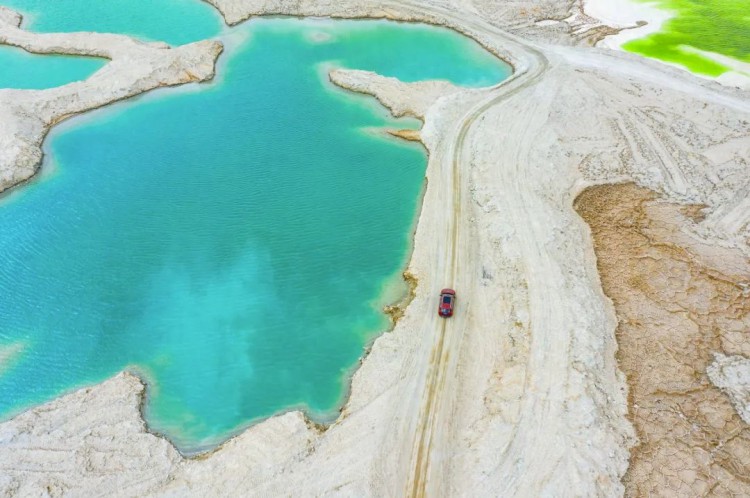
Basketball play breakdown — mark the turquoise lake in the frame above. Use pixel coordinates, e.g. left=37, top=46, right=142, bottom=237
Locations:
left=0, top=11, right=510, bottom=452
left=0, top=45, right=105, bottom=89
left=2, top=0, right=224, bottom=45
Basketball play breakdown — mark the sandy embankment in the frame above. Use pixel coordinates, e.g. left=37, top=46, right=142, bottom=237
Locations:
left=0, top=6, right=223, bottom=194
left=0, top=0, right=749, bottom=496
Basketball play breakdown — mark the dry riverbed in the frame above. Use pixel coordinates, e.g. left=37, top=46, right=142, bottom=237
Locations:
left=576, top=183, right=750, bottom=496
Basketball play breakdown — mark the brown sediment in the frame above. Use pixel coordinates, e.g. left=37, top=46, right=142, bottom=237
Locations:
left=575, top=183, right=750, bottom=497
left=384, top=270, right=419, bottom=325
left=387, top=129, right=422, bottom=142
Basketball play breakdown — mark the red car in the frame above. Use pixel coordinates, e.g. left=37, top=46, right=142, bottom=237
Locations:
left=438, top=288, right=456, bottom=317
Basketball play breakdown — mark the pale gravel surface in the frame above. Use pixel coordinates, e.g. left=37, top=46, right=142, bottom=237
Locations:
left=0, top=0, right=749, bottom=496
left=583, top=0, right=671, bottom=50
left=0, top=6, right=223, bottom=193
left=329, top=69, right=468, bottom=119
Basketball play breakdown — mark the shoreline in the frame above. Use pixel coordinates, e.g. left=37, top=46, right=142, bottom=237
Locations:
left=1, top=0, right=750, bottom=496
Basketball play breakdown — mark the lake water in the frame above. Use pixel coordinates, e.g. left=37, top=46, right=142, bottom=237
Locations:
left=2, top=0, right=224, bottom=45
left=0, top=45, right=105, bottom=89
left=0, top=7, right=510, bottom=452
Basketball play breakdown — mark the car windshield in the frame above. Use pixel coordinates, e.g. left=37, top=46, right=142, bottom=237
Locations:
left=442, top=295, right=452, bottom=304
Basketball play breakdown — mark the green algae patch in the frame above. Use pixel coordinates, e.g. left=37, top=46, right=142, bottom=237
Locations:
left=623, top=0, right=750, bottom=76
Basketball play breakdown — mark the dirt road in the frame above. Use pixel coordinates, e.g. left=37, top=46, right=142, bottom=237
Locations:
left=401, top=6, right=550, bottom=495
